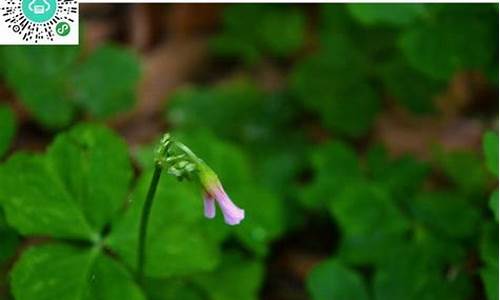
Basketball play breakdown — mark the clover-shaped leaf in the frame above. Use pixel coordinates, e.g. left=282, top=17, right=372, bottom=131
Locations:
left=400, top=6, right=497, bottom=80
left=1, top=46, right=79, bottom=128
left=0, top=124, right=142, bottom=300
left=11, top=244, right=144, bottom=300
left=0, top=45, right=140, bottom=129
left=291, top=37, right=379, bottom=137
left=72, top=45, right=141, bottom=118
left=330, top=182, right=410, bottom=265
left=0, top=124, right=132, bottom=239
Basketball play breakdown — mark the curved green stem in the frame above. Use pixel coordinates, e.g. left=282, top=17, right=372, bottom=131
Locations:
left=137, top=164, right=163, bottom=285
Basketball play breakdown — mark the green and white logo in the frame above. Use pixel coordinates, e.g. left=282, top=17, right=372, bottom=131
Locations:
left=22, top=0, right=57, bottom=23
left=56, top=21, right=70, bottom=36
left=0, top=0, right=79, bottom=44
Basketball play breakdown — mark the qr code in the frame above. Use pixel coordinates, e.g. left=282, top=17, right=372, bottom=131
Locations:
left=0, top=0, right=78, bottom=45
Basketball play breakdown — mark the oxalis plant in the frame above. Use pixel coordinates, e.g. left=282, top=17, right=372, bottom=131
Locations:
left=0, top=124, right=246, bottom=300
left=137, top=133, right=245, bottom=283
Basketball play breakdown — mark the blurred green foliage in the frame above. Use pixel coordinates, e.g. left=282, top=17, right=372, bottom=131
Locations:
left=0, top=44, right=140, bottom=129
left=211, top=4, right=305, bottom=64
left=0, top=3, right=498, bottom=300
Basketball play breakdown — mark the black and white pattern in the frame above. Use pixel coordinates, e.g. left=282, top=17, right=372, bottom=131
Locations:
left=0, top=0, right=78, bottom=44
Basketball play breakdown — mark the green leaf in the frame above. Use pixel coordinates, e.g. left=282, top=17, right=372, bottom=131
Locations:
left=436, top=150, right=488, bottom=195
left=0, top=124, right=132, bottom=240
left=232, top=186, right=285, bottom=256
left=0, top=46, right=79, bottom=128
left=480, top=222, right=499, bottom=268
left=10, top=243, right=144, bottom=300
left=481, top=264, right=499, bottom=300
left=0, top=207, right=19, bottom=263
left=411, top=191, right=480, bottom=239
left=168, top=80, right=264, bottom=145
left=379, top=57, right=441, bottom=113
left=86, top=253, right=146, bottom=300
left=0, top=153, right=95, bottom=239
left=211, top=5, right=305, bottom=62
left=348, top=4, right=425, bottom=26
left=73, top=45, right=141, bottom=118
left=210, top=4, right=262, bottom=64
left=483, top=131, right=499, bottom=177
left=366, top=145, right=429, bottom=201
left=307, top=259, right=369, bottom=300
left=373, top=243, right=473, bottom=300
left=330, top=182, right=410, bottom=265
left=145, top=279, right=204, bottom=300
left=258, top=8, right=305, bottom=57
left=400, top=7, right=497, bottom=80
left=0, top=104, right=16, bottom=157
left=291, top=37, right=379, bottom=137
left=106, top=172, right=223, bottom=278
left=490, top=190, right=499, bottom=221
left=193, top=252, right=264, bottom=300
left=47, top=123, right=133, bottom=231
left=479, top=222, right=498, bottom=300
left=300, top=141, right=362, bottom=209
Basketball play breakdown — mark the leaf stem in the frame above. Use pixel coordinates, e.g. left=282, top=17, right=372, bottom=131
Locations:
left=137, top=164, right=162, bottom=285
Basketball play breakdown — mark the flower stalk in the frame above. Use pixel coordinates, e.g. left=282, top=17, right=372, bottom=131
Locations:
left=136, top=133, right=245, bottom=284
left=136, top=164, right=162, bottom=285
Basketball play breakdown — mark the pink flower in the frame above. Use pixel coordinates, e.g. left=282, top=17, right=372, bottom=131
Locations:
left=198, top=163, right=245, bottom=225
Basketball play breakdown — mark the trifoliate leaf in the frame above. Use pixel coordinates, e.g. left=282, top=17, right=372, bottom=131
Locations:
left=291, top=37, right=379, bottom=137
left=211, top=4, right=305, bottom=62
left=411, top=191, right=480, bottom=239
left=0, top=124, right=133, bottom=240
left=400, top=7, right=497, bottom=80
left=373, top=244, right=473, bottom=300
left=73, top=45, right=140, bottom=118
left=10, top=243, right=144, bottom=300
left=47, top=123, right=133, bottom=231
left=0, top=153, right=95, bottom=239
left=330, top=182, right=410, bottom=265
left=0, top=46, right=79, bottom=128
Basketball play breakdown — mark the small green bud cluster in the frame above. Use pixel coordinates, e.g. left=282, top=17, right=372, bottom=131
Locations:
left=154, top=133, right=200, bottom=181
